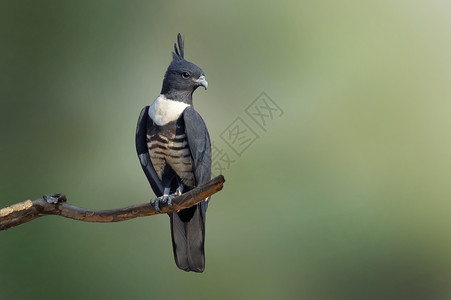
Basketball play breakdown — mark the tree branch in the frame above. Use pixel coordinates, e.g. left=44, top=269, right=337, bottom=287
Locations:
left=0, top=175, right=225, bottom=231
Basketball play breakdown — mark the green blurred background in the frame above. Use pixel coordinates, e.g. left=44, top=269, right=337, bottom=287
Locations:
left=2, top=1, right=451, bottom=299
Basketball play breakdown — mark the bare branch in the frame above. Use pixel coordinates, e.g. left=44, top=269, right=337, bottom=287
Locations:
left=0, top=175, right=225, bottom=231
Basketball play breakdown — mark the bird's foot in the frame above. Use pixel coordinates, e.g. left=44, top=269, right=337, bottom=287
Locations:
left=154, top=194, right=175, bottom=211
left=43, top=193, right=67, bottom=204
left=174, top=182, right=185, bottom=197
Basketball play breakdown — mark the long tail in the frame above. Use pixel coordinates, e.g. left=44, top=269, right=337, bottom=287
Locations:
left=169, top=202, right=207, bottom=272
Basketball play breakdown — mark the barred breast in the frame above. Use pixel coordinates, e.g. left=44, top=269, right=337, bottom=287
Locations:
left=147, top=126, right=195, bottom=187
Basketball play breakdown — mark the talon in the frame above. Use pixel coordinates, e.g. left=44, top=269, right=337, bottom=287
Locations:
left=154, top=197, right=161, bottom=212
left=167, top=194, right=174, bottom=207
left=155, top=199, right=160, bottom=212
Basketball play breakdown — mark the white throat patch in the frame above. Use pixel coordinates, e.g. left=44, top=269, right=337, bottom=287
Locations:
left=148, top=95, right=190, bottom=126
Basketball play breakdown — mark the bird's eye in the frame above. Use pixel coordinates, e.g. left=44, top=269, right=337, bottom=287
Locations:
left=181, top=72, right=190, bottom=79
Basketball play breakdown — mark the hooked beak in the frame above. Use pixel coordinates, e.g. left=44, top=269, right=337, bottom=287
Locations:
left=195, top=75, right=208, bottom=90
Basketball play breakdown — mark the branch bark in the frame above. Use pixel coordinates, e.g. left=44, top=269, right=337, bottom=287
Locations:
left=0, top=175, right=225, bottom=231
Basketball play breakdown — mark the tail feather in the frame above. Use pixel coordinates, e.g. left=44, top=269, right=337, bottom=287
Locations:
left=170, top=203, right=206, bottom=272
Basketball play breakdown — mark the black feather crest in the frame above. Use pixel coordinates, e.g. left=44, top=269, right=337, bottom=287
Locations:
left=173, top=33, right=184, bottom=59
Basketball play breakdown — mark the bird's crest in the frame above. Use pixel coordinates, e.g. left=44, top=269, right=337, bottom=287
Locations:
left=173, top=33, right=185, bottom=60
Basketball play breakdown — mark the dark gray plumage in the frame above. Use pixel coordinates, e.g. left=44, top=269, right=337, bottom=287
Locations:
left=136, top=33, right=211, bottom=272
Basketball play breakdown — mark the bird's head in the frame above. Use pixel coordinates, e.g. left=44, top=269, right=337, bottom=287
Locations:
left=161, top=33, right=207, bottom=104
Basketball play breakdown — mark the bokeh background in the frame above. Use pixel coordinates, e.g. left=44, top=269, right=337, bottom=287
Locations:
left=2, top=1, right=451, bottom=299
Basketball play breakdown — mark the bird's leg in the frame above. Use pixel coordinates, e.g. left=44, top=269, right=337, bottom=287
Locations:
left=155, top=187, right=171, bottom=212
left=166, top=182, right=184, bottom=207
left=154, top=183, right=185, bottom=211
left=166, top=183, right=184, bottom=207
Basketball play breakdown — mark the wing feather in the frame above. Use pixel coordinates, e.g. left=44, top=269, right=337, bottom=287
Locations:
left=183, top=106, right=211, bottom=187
left=136, top=106, right=164, bottom=196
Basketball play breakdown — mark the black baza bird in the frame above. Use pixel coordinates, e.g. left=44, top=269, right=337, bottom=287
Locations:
left=135, top=34, right=211, bottom=272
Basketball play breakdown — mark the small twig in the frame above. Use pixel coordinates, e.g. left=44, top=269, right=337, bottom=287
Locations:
left=0, top=175, right=225, bottom=231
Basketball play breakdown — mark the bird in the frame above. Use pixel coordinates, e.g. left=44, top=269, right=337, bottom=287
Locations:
left=135, top=33, right=211, bottom=272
